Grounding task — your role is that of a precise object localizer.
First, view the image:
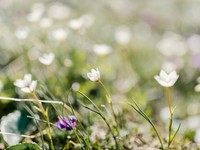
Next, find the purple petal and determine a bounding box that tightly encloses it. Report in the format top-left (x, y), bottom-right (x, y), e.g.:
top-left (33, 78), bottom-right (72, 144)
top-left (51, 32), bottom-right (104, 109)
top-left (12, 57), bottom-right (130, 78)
top-left (69, 116), bottom-right (77, 122)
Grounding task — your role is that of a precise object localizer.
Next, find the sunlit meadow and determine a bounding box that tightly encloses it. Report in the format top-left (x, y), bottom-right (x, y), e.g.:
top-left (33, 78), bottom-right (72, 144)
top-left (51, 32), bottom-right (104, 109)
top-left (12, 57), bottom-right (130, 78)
top-left (0, 0), bottom-right (200, 149)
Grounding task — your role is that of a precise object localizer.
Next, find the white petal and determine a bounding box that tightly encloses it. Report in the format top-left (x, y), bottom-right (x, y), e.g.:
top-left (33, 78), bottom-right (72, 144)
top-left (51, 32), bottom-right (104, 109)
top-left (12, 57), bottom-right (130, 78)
top-left (96, 68), bottom-right (100, 79)
top-left (14, 79), bottom-right (25, 88)
top-left (24, 74), bottom-right (32, 86)
top-left (30, 80), bottom-right (37, 91)
top-left (87, 73), bottom-right (96, 82)
top-left (168, 71), bottom-right (177, 78)
top-left (159, 70), bottom-right (168, 81)
top-left (39, 52), bottom-right (55, 65)
top-left (195, 84), bottom-right (200, 92)
top-left (21, 87), bottom-right (32, 93)
top-left (154, 76), bottom-right (168, 87)
top-left (91, 69), bottom-right (96, 74)
top-left (167, 81), bottom-right (176, 87)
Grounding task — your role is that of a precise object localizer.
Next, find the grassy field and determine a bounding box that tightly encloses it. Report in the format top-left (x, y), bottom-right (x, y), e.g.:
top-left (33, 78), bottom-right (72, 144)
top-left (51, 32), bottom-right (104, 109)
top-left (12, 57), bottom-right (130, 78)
top-left (0, 0), bottom-right (200, 149)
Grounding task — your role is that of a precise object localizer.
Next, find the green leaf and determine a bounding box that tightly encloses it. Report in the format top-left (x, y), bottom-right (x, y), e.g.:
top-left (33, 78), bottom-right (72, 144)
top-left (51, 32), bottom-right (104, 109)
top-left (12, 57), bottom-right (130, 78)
top-left (6, 142), bottom-right (42, 150)
top-left (170, 123), bottom-right (181, 143)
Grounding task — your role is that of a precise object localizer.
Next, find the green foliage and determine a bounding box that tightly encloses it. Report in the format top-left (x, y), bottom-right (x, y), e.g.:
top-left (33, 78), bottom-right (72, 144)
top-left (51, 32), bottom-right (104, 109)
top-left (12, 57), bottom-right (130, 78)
top-left (6, 143), bottom-right (41, 150)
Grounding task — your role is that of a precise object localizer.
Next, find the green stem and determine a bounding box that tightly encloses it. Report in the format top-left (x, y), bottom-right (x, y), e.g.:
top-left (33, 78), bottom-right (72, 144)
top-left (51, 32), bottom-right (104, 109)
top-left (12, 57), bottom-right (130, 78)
top-left (32, 92), bottom-right (55, 150)
top-left (78, 91), bottom-right (119, 149)
top-left (165, 87), bottom-right (173, 148)
top-left (165, 87), bottom-right (172, 116)
top-left (128, 102), bottom-right (164, 150)
top-left (98, 80), bottom-right (119, 134)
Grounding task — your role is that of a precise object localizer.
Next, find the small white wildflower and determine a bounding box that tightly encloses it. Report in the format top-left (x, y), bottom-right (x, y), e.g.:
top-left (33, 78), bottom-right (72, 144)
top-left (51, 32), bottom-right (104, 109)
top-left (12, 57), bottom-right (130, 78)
top-left (115, 26), bottom-right (131, 45)
top-left (39, 18), bottom-right (53, 28)
top-left (93, 44), bottom-right (112, 55)
top-left (87, 68), bottom-right (100, 82)
top-left (195, 84), bottom-right (200, 92)
top-left (154, 70), bottom-right (179, 87)
top-left (157, 32), bottom-right (187, 56)
top-left (68, 18), bottom-right (83, 30)
top-left (14, 74), bottom-right (37, 93)
top-left (38, 52), bottom-right (55, 65)
top-left (47, 2), bottom-right (70, 20)
top-left (51, 28), bottom-right (68, 42)
top-left (68, 14), bottom-right (94, 30)
top-left (27, 3), bottom-right (45, 23)
top-left (15, 27), bottom-right (29, 40)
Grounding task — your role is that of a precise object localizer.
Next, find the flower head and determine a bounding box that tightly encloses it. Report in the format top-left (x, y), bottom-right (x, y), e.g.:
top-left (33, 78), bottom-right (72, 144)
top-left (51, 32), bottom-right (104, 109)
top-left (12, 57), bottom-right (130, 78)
top-left (39, 52), bottom-right (55, 65)
top-left (14, 74), bottom-right (37, 93)
top-left (87, 68), bottom-right (100, 82)
top-left (93, 44), bottom-right (112, 55)
top-left (154, 70), bottom-right (179, 87)
top-left (51, 28), bottom-right (68, 42)
top-left (56, 116), bottom-right (77, 131)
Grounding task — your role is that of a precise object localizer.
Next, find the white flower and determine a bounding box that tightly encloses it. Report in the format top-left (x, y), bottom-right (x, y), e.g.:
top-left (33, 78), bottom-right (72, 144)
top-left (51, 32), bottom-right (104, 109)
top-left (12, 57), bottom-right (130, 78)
top-left (39, 18), bottom-right (53, 28)
top-left (87, 68), bottom-right (100, 82)
top-left (38, 52), bottom-right (55, 65)
top-left (154, 70), bottom-right (179, 87)
top-left (68, 14), bottom-right (94, 30)
top-left (14, 74), bottom-right (37, 93)
top-left (27, 3), bottom-right (45, 23)
top-left (15, 27), bottom-right (29, 40)
top-left (157, 32), bottom-right (187, 56)
top-left (115, 26), bottom-right (131, 45)
top-left (47, 2), bottom-right (71, 20)
top-left (93, 44), bottom-right (112, 55)
top-left (51, 28), bottom-right (68, 42)
top-left (68, 18), bottom-right (84, 30)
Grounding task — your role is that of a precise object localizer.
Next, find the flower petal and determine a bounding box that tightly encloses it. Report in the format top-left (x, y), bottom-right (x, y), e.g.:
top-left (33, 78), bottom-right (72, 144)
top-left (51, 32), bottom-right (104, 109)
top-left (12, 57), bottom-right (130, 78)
top-left (14, 79), bottom-right (25, 88)
top-left (21, 87), bottom-right (32, 93)
top-left (159, 70), bottom-right (168, 81)
top-left (154, 76), bottom-right (168, 87)
top-left (30, 80), bottom-right (37, 91)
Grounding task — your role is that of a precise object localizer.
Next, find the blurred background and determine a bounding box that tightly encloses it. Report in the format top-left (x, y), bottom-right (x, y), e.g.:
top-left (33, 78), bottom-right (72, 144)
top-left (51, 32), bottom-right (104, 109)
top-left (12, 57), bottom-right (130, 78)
top-left (0, 0), bottom-right (200, 148)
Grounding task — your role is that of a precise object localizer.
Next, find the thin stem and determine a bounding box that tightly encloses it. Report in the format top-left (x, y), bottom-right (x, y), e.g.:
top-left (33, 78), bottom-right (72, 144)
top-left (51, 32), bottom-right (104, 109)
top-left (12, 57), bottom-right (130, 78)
top-left (0, 132), bottom-right (37, 138)
top-left (98, 80), bottom-right (111, 101)
top-left (0, 96), bottom-right (80, 118)
top-left (79, 102), bottom-right (119, 150)
top-left (165, 87), bottom-right (172, 116)
top-left (165, 87), bottom-right (173, 148)
top-left (98, 80), bottom-right (119, 134)
top-left (78, 92), bottom-right (119, 149)
top-left (32, 92), bottom-right (55, 150)
top-left (128, 102), bottom-right (164, 150)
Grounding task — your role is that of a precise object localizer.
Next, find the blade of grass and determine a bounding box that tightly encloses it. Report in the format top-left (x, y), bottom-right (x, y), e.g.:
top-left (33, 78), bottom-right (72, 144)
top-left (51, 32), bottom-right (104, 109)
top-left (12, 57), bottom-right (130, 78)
top-left (128, 101), bottom-right (164, 150)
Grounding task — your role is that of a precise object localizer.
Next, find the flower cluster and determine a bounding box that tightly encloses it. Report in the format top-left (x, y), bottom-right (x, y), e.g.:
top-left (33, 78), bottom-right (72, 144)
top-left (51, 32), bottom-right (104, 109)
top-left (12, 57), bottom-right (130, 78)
top-left (56, 116), bottom-right (77, 131)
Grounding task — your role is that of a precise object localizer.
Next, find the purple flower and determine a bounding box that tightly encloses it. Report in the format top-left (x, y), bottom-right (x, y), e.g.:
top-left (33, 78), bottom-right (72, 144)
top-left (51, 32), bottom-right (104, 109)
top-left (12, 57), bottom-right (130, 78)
top-left (56, 115), bottom-right (77, 131)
